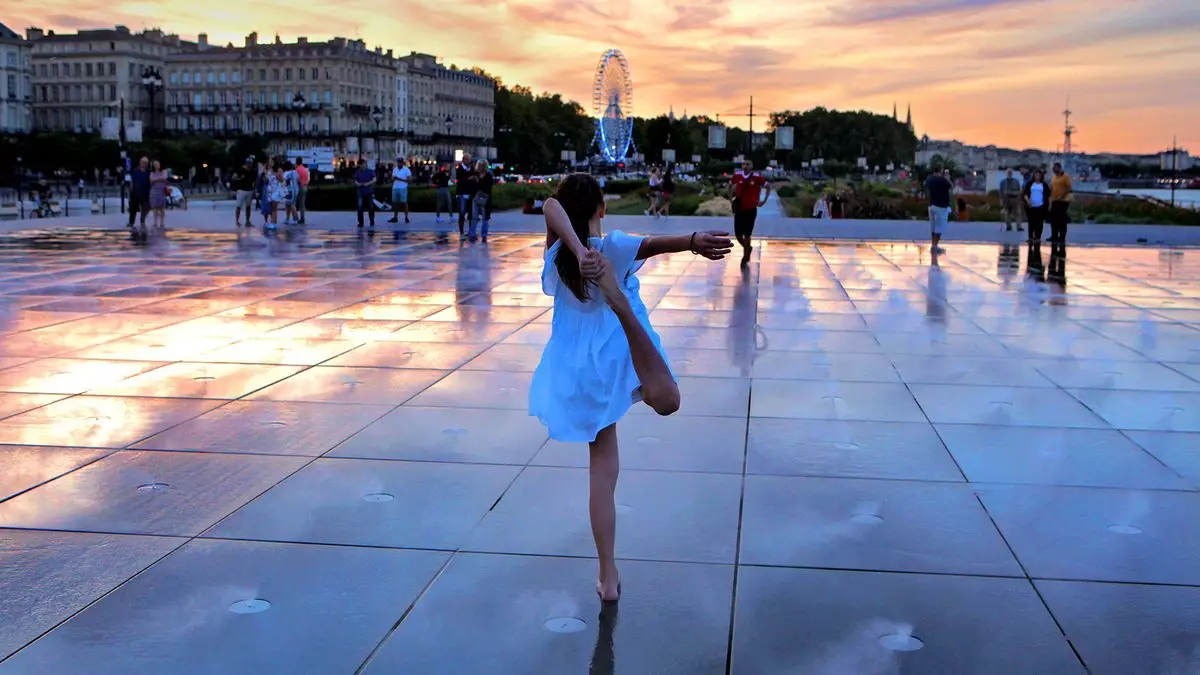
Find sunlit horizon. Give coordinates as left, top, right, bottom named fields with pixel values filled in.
left=9, top=0, right=1200, bottom=155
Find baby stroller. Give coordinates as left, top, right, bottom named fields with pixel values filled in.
left=166, top=185, right=186, bottom=210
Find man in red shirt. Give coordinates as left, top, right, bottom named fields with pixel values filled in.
left=295, top=158, right=311, bottom=225
left=728, top=160, right=770, bottom=267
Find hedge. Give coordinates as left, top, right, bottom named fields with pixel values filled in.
left=303, top=182, right=554, bottom=212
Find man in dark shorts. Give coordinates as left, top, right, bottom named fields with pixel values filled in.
left=128, top=156, right=151, bottom=230
left=728, top=160, right=770, bottom=267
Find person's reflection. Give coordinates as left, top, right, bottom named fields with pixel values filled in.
left=588, top=602, right=618, bottom=675
left=727, top=265, right=765, bottom=377
left=455, top=242, right=493, bottom=331
left=1047, top=242, right=1068, bottom=305
left=925, top=248, right=948, bottom=329
left=1025, top=242, right=1045, bottom=284
left=997, top=243, right=1020, bottom=288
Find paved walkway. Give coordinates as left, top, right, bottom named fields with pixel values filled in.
left=0, top=227, right=1199, bottom=673
left=4, top=206, right=1200, bottom=247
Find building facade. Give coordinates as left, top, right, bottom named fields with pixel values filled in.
left=27, top=25, right=172, bottom=133
left=1160, top=148, right=1194, bottom=172
left=164, top=32, right=405, bottom=161
left=0, top=22, right=32, bottom=132
left=401, top=52, right=494, bottom=162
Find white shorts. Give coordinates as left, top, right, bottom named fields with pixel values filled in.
left=235, top=190, right=253, bottom=209
left=929, top=205, right=950, bottom=235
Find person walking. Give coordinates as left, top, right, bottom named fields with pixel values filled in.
left=432, top=164, right=453, bottom=223
left=646, top=167, right=662, bottom=217
left=925, top=164, right=952, bottom=253
left=231, top=159, right=255, bottom=228
left=455, top=153, right=475, bottom=235
left=530, top=173, right=731, bottom=602
left=354, top=159, right=378, bottom=231
left=468, top=159, right=493, bottom=242
left=658, top=167, right=676, bottom=219
left=1000, top=168, right=1025, bottom=232
left=388, top=157, right=412, bottom=224
left=266, top=163, right=286, bottom=230
left=1023, top=168, right=1051, bottom=243
left=283, top=161, right=299, bottom=225
left=728, top=159, right=770, bottom=267
left=295, top=158, right=310, bottom=225
left=148, top=160, right=169, bottom=230
left=1049, top=161, right=1073, bottom=243
left=128, top=156, right=151, bottom=231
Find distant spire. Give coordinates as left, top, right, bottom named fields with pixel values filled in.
left=668, top=105, right=676, bottom=122
left=893, top=102, right=897, bottom=121
left=905, top=104, right=912, bottom=130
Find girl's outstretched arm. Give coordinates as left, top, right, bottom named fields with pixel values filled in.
left=543, top=197, right=588, bottom=257
left=636, top=231, right=733, bottom=261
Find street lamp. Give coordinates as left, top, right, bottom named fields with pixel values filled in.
left=292, top=92, right=306, bottom=139
left=141, top=66, right=163, bottom=132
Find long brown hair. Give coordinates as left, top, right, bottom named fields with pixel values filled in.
left=553, top=173, right=604, bottom=301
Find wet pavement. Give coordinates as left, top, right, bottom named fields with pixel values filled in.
left=0, top=227, right=1199, bottom=674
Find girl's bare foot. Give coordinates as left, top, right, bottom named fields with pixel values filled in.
left=596, top=576, right=621, bottom=603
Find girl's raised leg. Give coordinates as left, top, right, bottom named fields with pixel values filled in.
left=589, top=423, right=621, bottom=601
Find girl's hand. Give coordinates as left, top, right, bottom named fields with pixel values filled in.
left=580, top=249, right=607, bottom=280
left=591, top=254, right=627, bottom=307
left=693, top=231, right=734, bottom=260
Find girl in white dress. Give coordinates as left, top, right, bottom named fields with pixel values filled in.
left=530, top=173, right=731, bottom=601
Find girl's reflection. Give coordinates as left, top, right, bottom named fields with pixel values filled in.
left=588, top=602, right=619, bottom=675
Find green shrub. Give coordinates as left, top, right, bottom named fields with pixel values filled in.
left=776, top=184, right=797, bottom=198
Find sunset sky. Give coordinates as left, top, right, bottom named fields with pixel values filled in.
left=10, top=0, right=1200, bottom=154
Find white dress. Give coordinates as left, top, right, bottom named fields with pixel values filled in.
left=529, top=230, right=670, bottom=442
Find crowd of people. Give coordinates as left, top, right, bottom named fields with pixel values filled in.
left=227, top=156, right=310, bottom=231
left=125, top=156, right=178, bottom=235
left=925, top=161, right=1074, bottom=252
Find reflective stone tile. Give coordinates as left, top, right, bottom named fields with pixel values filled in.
left=208, top=458, right=519, bottom=549
left=1124, top=430, right=1200, bottom=488
left=891, top=354, right=1054, bottom=387
left=936, top=424, right=1192, bottom=489
left=624, top=376, right=749, bottom=418
left=0, top=392, right=66, bottom=421
left=363, top=553, right=733, bottom=675
left=267, top=317, right=411, bottom=341
left=0, top=529, right=183, bottom=660
left=741, top=475, right=1019, bottom=575
left=1033, top=357, right=1200, bottom=392
left=330, top=406, right=547, bottom=465
left=534, top=414, right=746, bottom=473
left=751, top=380, right=926, bottom=422
left=0, top=329, right=128, bottom=357
left=747, top=419, right=962, bottom=481
left=93, top=362, right=304, bottom=399
left=873, top=331, right=1010, bottom=357
left=249, top=366, right=447, bottom=405
left=0, top=356, right=31, bottom=370
left=500, top=322, right=551, bottom=345
left=0, top=539, right=447, bottom=674
left=466, top=467, right=741, bottom=563
left=389, top=320, right=523, bottom=344
left=1036, top=580, right=1200, bottom=675
left=910, top=383, right=1107, bottom=428
left=0, top=445, right=110, bottom=501
left=325, top=341, right=487, bottom=369
left=1067, top=388, right=1200, bottom=432
left=0, top=396, right=222, bottom=448
left=319, top=302, right=445, bottom=322
left=406, top=370, right=531, bottom=410
left=135, top=401, right=390, bottom=456
left=760, top=328, right=884, bottom=353
left=731, top=567, right=1084, bottom=675
left=0, top=449, right=306, bottom=537
left=977, top=484, right=1200, bottom=585
left=751, top=351, right=900, bottom=382
left=0, top=358, right=168, bottom=395
left=190, top=337, right=362, bottom=366
left=460, top=343, right=546, bottom=372
left=69, top=333, right=239, bottom=361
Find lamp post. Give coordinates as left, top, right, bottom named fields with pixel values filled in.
left=140, top=66, right=163, bottom=133
left=292, top=92, right=306, bottom=141
left=444, top=115, right=454, bottom=159
left=371, top=107, right=384, bottom=165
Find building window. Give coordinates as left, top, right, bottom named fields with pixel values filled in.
left=259, top=69, right=266, bottom=82
left=232, top=70, right=241, bottom=83
left=206, top=92, right=214, bottom=106
left=169, top=92, right=177, bottom=105
left=193, top=70, right=201, bottom=84
left=109, top=84, right=116, bottom=100
left=218, top=71, right=227, bottom=84
left=311, top=67, right=317, bottom=80
left=109, top=62, right=115, bottom=75
left=51, top=64, right=58, bottom=77
left=272, top=116, right=279, bottom=132
left=323, top=90, right=331, bottom=104
left=193, top=93, right=202, bottom=107
left=128, top=63, right=134, bottom=77
left=285, top=68, right=292, bottom=81
left=38, top=64, right=46, bottom=76
left=270, top=90, right=278, bottom=105
left=85, top=109, right=93, bottom=127
left=219, top=91, right=226, bottom=105
left=207, top=71, right=215, bottom=84
left=86, top=63, right=93, bottom=77
left=169, top=71, right=178, bottom=84
left=299, top=68, right=306, bottom=81
left=182, top=71, right=191, bottom=84
left=272, top=68, right=279, bottom=81
left=74, top=63, right=81, bottom=77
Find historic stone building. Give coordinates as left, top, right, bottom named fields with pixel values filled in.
left=400, top=52, right=494, bottom=162
left=163, top=32, right=406, bottom=161
left=0, top=22, right=32, bottom=133
left=27, top=25, right=173, bottom=133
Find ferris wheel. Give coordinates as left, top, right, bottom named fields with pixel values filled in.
left=592, top=49, right=634, bottom=164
